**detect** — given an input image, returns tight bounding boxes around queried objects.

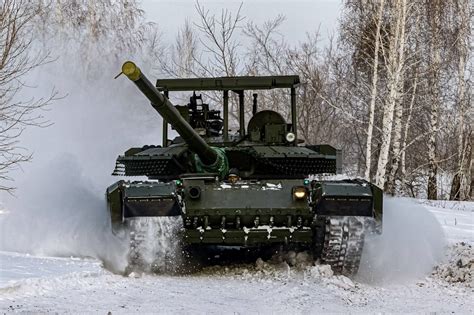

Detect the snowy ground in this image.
[0,198,472,313]
[421,200,473,244]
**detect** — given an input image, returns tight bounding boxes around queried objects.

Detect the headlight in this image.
[292,186,307,200]
[285,132,296,143]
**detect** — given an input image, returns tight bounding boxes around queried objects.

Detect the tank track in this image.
[320,216,367,276]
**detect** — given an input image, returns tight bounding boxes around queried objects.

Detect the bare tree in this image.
[449,0,472,200]
[194,1,244,78]
[244,16,348,148]
[425,0,445,200]
[36,0,156,75]
[243,15,290,118]
[164,20,199,78]
[244,15,287,76]
[0,0,58,192]
[160,1,245,127]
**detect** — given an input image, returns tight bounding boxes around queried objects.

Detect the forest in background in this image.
[0,0,472,200]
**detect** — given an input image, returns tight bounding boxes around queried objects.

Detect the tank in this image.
[107,61,383,276]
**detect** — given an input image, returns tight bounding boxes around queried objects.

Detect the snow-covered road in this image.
[1,257,472,313]
[0,199,472,313]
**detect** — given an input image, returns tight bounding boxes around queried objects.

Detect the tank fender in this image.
[311,179,381,218]
[106,180,182,225]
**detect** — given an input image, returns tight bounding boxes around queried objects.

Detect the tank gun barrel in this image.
[121,61,218,166]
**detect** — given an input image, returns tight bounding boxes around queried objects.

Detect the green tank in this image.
[107,61,383,276]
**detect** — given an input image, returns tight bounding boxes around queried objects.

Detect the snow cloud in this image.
[0,40,162,273]
[358,197,446,284]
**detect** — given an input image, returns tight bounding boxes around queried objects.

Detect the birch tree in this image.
[364,0,385,181]
[449,0,472,200]
[425,0,444,200]
[374,0,408,189]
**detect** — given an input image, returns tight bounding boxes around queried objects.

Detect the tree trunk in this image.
[386,87,404,194]
[427,1,442,200]
[450,174,461,200]
[400,70,417,194]
[374,0,407,189]
[470,135,474,199]
[364,0,385,181]
[450,0,470,201]
[427,101,439,200]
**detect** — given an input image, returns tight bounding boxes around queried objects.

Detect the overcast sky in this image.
[141,0,342,45]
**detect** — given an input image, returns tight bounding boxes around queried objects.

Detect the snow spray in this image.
[126,217,184,274]
[0,48,162,273]
[0,154,129,273]
[357,197,446,284]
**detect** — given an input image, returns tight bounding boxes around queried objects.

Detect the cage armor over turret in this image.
[107,61,383,276]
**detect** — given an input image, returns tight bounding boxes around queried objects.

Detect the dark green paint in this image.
[106,62,383,247]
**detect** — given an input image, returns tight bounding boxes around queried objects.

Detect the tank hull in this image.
[108,179,381,237]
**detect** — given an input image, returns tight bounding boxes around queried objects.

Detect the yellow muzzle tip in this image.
[122,61,141,81]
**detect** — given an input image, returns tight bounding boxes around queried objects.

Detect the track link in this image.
[320,216,367,276]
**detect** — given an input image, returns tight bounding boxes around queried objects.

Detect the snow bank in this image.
[432,242,473,287]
